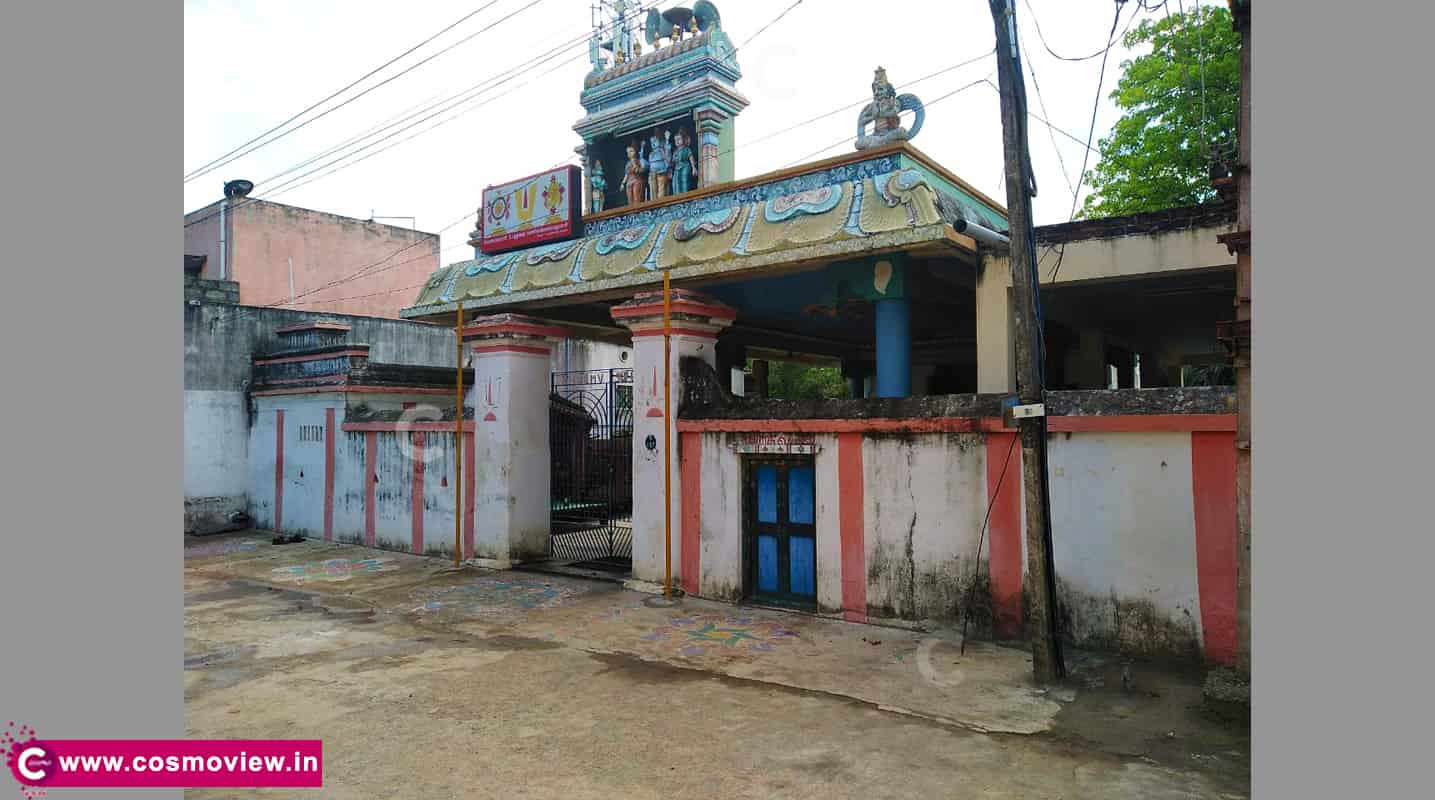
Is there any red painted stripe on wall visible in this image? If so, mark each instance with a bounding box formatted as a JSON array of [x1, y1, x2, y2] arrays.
[[837, 433, 866, 622], [674, 414, 1236, 435], [1191, 431, 1239, 666], [470, 344, 553, 356], [274, 410, 285, 535], [464, 432, 476, 560], [342, 421, 475, 433], [364, 431, 377, 547], [629, 327, 724, 339], [985, 433, 1023, 639], [680, 432, 702, 596], [1047, 415, 1235, 433], [323, 408, 335, 541], [251, 385, 454, 398], [411, 432, 425, 554]]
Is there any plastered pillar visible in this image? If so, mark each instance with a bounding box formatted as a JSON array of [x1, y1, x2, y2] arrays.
[[462, 313, 567, 566], [612, 288, 735, 587], [694, 109, 731, 187], [976, 256, 1017, 393]]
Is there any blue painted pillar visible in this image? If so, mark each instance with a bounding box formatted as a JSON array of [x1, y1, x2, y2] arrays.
[[874, 298, 911, 398]]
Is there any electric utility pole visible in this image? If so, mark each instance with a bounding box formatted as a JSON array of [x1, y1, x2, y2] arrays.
[[988, 0, 1065, 683]]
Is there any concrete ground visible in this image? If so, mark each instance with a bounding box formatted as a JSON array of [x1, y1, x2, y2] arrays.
[[184, 532, 1250, 799]]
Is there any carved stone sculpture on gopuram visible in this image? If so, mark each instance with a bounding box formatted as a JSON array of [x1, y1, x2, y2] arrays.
[[855, 66, 925, 150]]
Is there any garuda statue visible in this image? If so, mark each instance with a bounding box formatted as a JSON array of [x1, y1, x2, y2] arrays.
[[855, 67, 925, 150]]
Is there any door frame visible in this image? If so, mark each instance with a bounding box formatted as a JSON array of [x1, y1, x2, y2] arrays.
[[740, 454, 818, 609]]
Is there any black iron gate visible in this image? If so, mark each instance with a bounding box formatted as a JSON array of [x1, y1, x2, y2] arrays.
[[550, 368, 633, 569]]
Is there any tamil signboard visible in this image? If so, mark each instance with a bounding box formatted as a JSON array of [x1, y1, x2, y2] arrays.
[[478, 165, 583, 255], [729, 432, 821, 455]]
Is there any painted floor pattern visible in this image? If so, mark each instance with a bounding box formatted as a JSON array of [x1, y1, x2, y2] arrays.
[[269, 557, 401, 584], [408, 575, 595, 619], [638, 613, 801, 659]]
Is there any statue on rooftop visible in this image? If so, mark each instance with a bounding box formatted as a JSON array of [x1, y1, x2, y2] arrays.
[[855, 66, 925, 150], [644, 2, 721, 48], [588, 31, 604, 75], [612, 0, 634, 62]]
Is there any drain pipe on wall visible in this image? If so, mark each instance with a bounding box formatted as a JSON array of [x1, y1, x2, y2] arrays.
[[218, 198, 227, 279], [951, 218, 1011, 248]]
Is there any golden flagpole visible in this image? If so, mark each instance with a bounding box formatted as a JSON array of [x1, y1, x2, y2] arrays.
[[662, 269, 673, 599]]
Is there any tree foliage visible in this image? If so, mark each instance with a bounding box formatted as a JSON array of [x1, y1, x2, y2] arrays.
[[757, 359, 849, 400], [1078, 5, 1240, 219]]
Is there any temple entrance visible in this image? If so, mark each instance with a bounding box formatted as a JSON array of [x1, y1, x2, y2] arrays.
[[549, 368, 634, 574], [742, 456, 818, 608]]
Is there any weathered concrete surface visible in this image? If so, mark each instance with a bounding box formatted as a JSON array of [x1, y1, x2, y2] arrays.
[[186, 532, 1249, 798], [183, 303, 460, 535]]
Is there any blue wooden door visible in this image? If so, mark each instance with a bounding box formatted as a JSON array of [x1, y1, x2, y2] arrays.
[[745, 457, 817, 607]]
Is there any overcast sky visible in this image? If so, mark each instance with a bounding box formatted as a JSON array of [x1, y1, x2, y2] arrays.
[[184, 0, 1176, 262]]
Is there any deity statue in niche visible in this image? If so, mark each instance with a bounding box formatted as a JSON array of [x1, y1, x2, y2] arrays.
[[672, 24, 683, 45], [646, 130, 672, 200], [589, 160, 607, 213], [670, 128, 698, 195], [621, 144, 646, 206]]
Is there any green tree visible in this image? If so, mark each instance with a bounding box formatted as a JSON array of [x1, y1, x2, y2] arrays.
[[755, 359, 849, 400], [1079, 5, 1239, 218]]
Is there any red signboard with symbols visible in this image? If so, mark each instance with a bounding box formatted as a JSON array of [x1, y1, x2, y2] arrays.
[[478, 164, 583, 255]]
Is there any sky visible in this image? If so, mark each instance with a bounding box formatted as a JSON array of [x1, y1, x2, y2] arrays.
[[183, 0, 1175, 265]]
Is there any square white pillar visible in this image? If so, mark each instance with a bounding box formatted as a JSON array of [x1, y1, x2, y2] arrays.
[[463, 313, 567, 565], [612, 289, 736, 587], [976, 256, 1017, 394]]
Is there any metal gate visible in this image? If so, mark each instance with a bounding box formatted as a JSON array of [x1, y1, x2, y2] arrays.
[[550, 368, 633, 570]]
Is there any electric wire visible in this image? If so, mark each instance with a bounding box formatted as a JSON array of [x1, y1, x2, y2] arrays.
[[184, 0, 554, 184], [184, 1, 660, 231], [184, 0, 508, 181]]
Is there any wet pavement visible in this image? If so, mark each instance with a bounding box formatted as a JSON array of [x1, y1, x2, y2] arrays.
[[185, 531, 1249, 799]]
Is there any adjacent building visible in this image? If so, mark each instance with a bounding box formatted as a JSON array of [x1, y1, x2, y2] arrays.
[[183, 184, 440, 319]]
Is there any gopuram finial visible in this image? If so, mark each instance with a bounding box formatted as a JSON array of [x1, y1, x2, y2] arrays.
[[645, 2, 722, 49]]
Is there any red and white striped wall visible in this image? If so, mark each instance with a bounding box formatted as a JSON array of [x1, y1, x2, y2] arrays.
[[676, 414, 1239, 665], [249, 395, 476, 560]]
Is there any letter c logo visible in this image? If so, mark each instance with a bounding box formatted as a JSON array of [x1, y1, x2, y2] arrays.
[[17, 746, 49, 781]]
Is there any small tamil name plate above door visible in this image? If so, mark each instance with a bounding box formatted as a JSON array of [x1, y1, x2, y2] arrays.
[[728, 432, 822, 455]]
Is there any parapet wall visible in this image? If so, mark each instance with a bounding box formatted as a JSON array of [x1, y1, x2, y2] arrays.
[[675, 358, 1238, 665]]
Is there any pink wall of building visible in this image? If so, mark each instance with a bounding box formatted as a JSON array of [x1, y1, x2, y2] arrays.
[[183, 201, 224, 280], [184, 199, 440, 319]]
